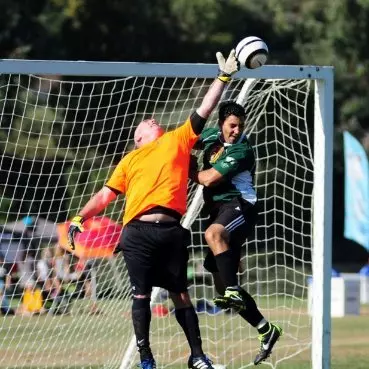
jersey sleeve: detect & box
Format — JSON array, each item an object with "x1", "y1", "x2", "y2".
[
  {"x1": 194, "y1": 127, "x2": 219, "y2": 150},
  {"x1": 171, "y1": 116, "x2": 199, "y2": 148},
  {"x1": 212, "y1": 144, "x2": 254, "y2": 177},
  {"x1": 105, "y1": 157, "x2": 128, "y2": 194}
]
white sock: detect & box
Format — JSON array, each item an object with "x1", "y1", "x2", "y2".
[{"x1": 256, "y1": 318, "x2": 268, "y2": 330}]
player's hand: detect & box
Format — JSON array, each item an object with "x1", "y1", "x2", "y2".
[
  {"x1": 68, "y1": 215, "x2": 84, "y2": 250},
  {"x1": 216, "y1": 49, "x2": 240, "y2": 82}
]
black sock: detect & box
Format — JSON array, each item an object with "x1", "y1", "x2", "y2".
[
  {"x1": 237, "y1": 289, "x2": 265, "y2": 327},
  {"x1": 175, "y1": 306, "x2": 203, "y2": 357},
  {"x1": 132, "y1": 297, "x2": 152, "y2": 359},
  {"x1": 214, "y1": 249, "x2": 238, "y2": 287}
]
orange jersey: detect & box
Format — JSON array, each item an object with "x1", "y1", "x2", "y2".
[{"x1": 106, "y1": 117, "x2": 198, "y2": 225}]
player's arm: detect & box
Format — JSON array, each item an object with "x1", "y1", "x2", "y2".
[
  {"x1": 76, "y1": 186, "x2": 118, "y2": 220},
  {"x1": 191, "y1": 49, "x2": 239, "y2": 135},
  {"x1": 68, "y1": 157, "x2": 127, "y2": 250},
  {"x1": 67, "y1": 186, "x2": 117, "y2": 250},
  {"x1": 191, "y1": 145, "x2": 251, "y2": 187},
  {"x1": 190, "y1": 167, "x2": 224, "y2": 187}
]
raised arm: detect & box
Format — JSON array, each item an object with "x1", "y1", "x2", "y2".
[
  {"x1": 196, "y1": 50, "x2": 239, "y2": 121},
  {"x1": 77, "y1": 186, "x2": 117, "y2": 220}
]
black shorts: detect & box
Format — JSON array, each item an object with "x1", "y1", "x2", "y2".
[
  {"x1": 120, "y1": 220, "x2": 191, "y2": 295},
  {"x1": 203, "y1": 197, "x2": 258, "y2": 273}
]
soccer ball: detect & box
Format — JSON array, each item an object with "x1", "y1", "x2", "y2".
[
  {"x1": 212, "y1": 365, "x2": 227, "y2": 369},
  {"x1": 235, "y1": 36, "x2": 268, "y2": 69}
]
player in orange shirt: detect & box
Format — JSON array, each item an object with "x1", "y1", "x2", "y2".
[{"x1": 67, "y1": 50, "x2": 239, "y2": 369}]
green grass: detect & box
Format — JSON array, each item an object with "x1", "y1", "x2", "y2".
[
  {"x1": 0, "y1": 301, "x2": 368, "y2": 368},
  {"x1": 266, "y1": 307, "x2": 369, "y2": 369}
]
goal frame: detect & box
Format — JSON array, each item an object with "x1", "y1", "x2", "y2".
[{"x1": 0, "y1": 59, "x2": 333, "y2": 369}]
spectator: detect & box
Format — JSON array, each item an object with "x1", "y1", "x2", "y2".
[
  {"x1": 36, "y1": 247, "x2": 65, "y2": 314},
  {"x1": 20, "y1": 280, "x2": 44, "y2": 315},
  {"x1": 21, "y1": 216, "x2": 39, "y2": 258},
  {"x1": 74, "y1": 257, "x2": 100, "y2": 315},
  {"x1": 17, "y1": 216, "x2": 39, "y2": 288},
  {"x1": 0, "y1": 252, "x2": 15, "y2": 315},
  {"x1": 53, "y1": 244, "x2": 72, "y2": 282}
]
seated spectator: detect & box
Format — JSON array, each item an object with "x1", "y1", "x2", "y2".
[
  {"x1": 17, "y1": 216, "x2": 39, "y2": 289},
  {"x1": 74, "y1": 257, "x2": 100, "y2": 315},
  {"x1": 36, "y1": 247, "x2": 64, "y2": 314},
  {"x1": 53, "y1": 244, "x2": 72, "y2": 283},
  {"x1": 20, "y1": 280, "x2": 44, "y2": 315},
  {"x1": 17, "y1": 253, "x2": 36, "y2": 289},
  {"x1": 21, "y1": 216, "x2": 39, "y2": 260}
]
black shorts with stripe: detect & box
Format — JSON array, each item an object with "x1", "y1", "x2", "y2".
[
  {"x1": 203, "y1": 197, "x2": 258, "y2": 273},
  {"x1": 120, "y1": 220, "x2": 191, "y2": 295}
]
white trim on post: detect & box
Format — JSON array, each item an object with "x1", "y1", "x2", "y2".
[
  {"x1": 312, "y1": 73, "x2": 334, "y2": 369},
  {"x1": 0, "y1": 59, "x2": 333, "y2": 79}
]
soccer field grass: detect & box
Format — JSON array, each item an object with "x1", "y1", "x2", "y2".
[
  {"x1": 272, "y1": 306, "x2": 369, "y2": 369},
  {"x1": 0, "y1": 303, "x2": 368, "y2": 368}
]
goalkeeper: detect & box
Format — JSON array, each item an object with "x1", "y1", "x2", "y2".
[
  {"x1": 190, "y1": 101, "x2": 282, "y2": 365},
  {"x1": 67, "y1": 50, "x2": 239, "y2": 369}
]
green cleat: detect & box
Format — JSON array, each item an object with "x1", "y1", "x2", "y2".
[
  {"x1": 213, "y1": 286, "x2": 246, "y2": 311},
  {"x1": 254, "y1": 323, "x2": 283, "y2": 365}
]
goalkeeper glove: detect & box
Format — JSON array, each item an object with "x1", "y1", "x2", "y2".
[
  {"x1": 216, "y1": 49, "x2": 240, "y2": 83},
  {"x1": 68, "y1": 215, "x2": 85, "y2": 250}
]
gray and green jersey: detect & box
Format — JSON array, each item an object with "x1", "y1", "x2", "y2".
[{"x1": 196, "y1": 127, "x2": 257, "y2": 204}]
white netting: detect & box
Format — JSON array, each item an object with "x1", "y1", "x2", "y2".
[{"x1": 0, "y1": 71, "x2": 312, "y2": 369}]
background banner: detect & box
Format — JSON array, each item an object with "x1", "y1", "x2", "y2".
[{"x1": 344, "y1": 131, "x2": 369, "y2": 251}]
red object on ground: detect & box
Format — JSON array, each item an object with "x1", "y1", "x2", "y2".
[{"x1": 152, "y1": 304, "x2": 169, "y2": 317}]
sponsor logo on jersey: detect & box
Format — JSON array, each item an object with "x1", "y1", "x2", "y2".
[{"x1": 209, "y1": 145, "x2": 224, "y2": 163}]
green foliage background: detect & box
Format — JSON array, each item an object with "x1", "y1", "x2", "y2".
[{"x1": 0, "y1": 0, "x2": 368, "y2": 265}]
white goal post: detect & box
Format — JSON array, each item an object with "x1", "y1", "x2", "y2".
[{"x1": 0, "y1": 60, "x2": 333, "y2": 369}]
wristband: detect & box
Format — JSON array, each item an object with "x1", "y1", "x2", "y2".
[
  {"x1": 73, "y1": 215, "x2": 85, "y2": 224},
  {"x1": 217, "y1": 75, "x2": 232, "y2": 83},
  {"x1": 217, "y1": 71, "x2": 232, "y2": 83}
]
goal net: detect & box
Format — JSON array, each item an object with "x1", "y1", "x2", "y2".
[{"x1": 0, "y1": 61, "x2": 332, "y2": 369}]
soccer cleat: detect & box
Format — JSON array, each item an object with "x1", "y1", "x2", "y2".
[
  {"x1": 254, "y1": 323, "x2": 283, "y2": 365},
  {"x1": 138, "y1": 357, "x2": 156, "y2": 369},
  {"x1": 188, "y1": 355, "x2": 214, "y2": 369},
  {"x1": 213, "y1": 286, "x2": 246, "y2": 310}
]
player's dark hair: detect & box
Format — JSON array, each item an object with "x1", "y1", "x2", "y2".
[{"x1": 218, "y1": 101, "x2": 246, "y2": 126}]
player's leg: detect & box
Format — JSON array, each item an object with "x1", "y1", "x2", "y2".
[
  {"x1": 120, "y1": 222, "x2": 157, "y2": 369},
  {"x1": 169, "y1": 292, "x2": 214, "y2": 369},
  {"x1": 207, "y1": 200, "x2": 283, "y2": 364},
  {"x1": 211, "y1": 269, "x2": 282, "y2": 364},
  {"x1": 211, "y1": 270, "x2": 262, "y2": 321},
  {"x1": 159, "y1": 224, "x2": 214, "y2": 369},
  {"x1": 230, "y1": 245, "x2": 283, "y2": 366},
  {"x1": 204, "y1": 198, "x2": 250, "y2": 309}
]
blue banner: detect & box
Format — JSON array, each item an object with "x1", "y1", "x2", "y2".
[{"x1": 344, "y1": 131, "x2": 369, "y2": 251}]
